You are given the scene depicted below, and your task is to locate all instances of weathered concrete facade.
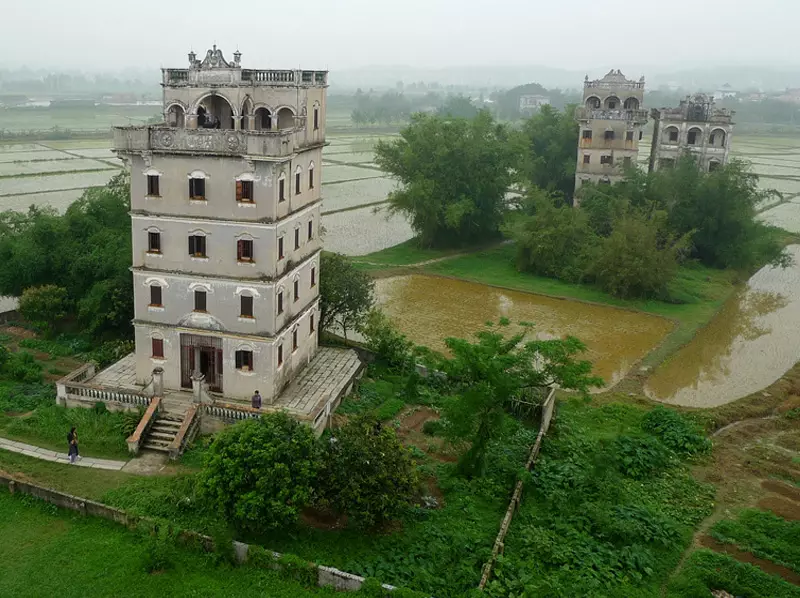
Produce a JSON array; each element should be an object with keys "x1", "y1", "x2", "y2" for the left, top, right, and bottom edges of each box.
[
  {"x1": 574, "y1": 70, "x2": 648, "y2": 200},
  {"x1": 114, "y1": 46, "x2": 327, "y2": 403},
  {"x1": 649, "y1": 95, "x2": 734, "y2": 173}
]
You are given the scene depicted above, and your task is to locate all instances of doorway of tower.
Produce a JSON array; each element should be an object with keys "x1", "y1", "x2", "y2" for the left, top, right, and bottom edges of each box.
[{"x1": 180, "y1": 333, "x2": 223, "y2": 393}]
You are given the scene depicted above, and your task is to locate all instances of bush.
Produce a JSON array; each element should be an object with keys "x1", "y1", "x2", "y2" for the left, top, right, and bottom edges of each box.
[
  {"x1": 18, "y1": 285, "x2": 69, "y2": 336},
  {"x1": 317, "y1": 415, "x2": 419, "y2": 528},
  {"x1": 613, "y1": 435, "x2": 673, "y2": 479},
  {"x1": 375, "y1": 398, "x2": 405, "y2": 421},
  {"x1": 0, "y1": 382, "x2": 52, "y2": 413},
  {"x1": 277, "y1": 553, "x2": 317, "y2": 587},
  {"x1": 362, "y1": 309, "x2": 414, "y2": 370},
  {"x1": 140, "y1": 526, "x2": 179, "y2": 573},
  {"x1": 2, "y1": 351, "x2": 44, "y2": 384},
  {"x1": 642, "y1": 406, "x2": 711, "y2": 457},
  {"x1": 198, "y1": 412, "x2": 320, "y2": 532},
  {"x1": 422, "y1": 419, "x2": 446, "y2": 436}
]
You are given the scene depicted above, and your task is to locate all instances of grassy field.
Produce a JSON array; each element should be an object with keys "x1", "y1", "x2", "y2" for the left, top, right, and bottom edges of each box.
[{"x1": 0, "y1": 490, "x2": 337, "y2": 598}]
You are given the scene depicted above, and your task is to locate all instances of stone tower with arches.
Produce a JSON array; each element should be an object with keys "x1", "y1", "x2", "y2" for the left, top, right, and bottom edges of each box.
[
  {"x1": 648, "y1": 95, "x2": 734, "y2": 173},
  {"x1": 113, "y1": 46, "x2": 329, "y2": 406},
  {"x1": 574, "y1": 70, "x2": 648, "y2": 201}
]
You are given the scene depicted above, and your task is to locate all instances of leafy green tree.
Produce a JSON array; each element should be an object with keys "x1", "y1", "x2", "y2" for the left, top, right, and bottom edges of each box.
[
  {"x1": 437, "y1": 95, "x2": 479, "y2": 119},
  {"x1": 199, "y1": 412, "x2": 319, "y2": 532},
  {"x1": 505, "y1": 189, "x2": 597, "y2": 282},
  {"x1": 375, "y1": 111, "x2": 514, "y2": 247},
  {"x1": 515, "y1": 105, "x2": 579, "y2": 201},
  {"x1": 588, "y1": 210, "x2": 691, "y2": 300},
  {"x1": 361, "y1": 309, "x2": 414, "y2": 370},
  {"x1": 317, "y1": 415, "x2": 419, "y2": 528},
  {"x1": 659, "y1": 157, "x2": 787, "y2": 270},
  {"x1": 319, "y1": 252, "x2": 375, "y2": 340},
  {"x1": 441, "y1": 320, "x2": 602, "y2": 477},
  {"x1": 0, "y1": 171, "x2": 133, "y2": 340},
  {"x1": 18, "y1": 285, "x2": 69, "y2": 336}
]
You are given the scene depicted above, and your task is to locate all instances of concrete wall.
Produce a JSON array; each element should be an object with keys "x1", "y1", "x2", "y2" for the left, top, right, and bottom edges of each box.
[
  {"x1": 134, "y1": 300, "x2": 319, "y2": 401},
  {"x1": 651, "y1": 119, "x2": 733, "y2": 172},
  {"x1": 129, "y1": 149, "x2": 323, "y2": 223},
  {"x1": 131, "y1": 208, "x2": 321, "y2": 280},
  {"x1": 132, "y1": 254, "x2": 319, "y2": 336}
]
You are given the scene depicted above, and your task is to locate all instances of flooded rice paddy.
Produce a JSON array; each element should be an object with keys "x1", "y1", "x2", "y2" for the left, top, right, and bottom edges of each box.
[
  {"x1": 375, "y1": 274, "x2": 674, "y2": 386},
  {"x1": 645, "y1": 244, "x2": 800, "y2": 407}
]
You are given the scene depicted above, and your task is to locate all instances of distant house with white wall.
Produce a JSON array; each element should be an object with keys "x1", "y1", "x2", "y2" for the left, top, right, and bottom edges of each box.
[{"x1": 714, "y1": 84, "x2": 737, "y2": 102}]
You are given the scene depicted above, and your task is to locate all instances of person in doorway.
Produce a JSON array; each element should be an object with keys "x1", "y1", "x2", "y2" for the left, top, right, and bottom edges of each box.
[
  {"x1": 251, "y1": 390, "x2": 262, "y2": 410},
  {"x1": 67, "y1": 426, "x2": 79, "y2": 464}
]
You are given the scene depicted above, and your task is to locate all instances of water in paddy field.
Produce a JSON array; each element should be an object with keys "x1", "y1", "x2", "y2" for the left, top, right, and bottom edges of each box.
[
  {"x1": 373, "y1": 274, "x2": 673, "y2": 387},
  {"x1": 645, "y1": 245, "x2": 800, "y2": 407}
]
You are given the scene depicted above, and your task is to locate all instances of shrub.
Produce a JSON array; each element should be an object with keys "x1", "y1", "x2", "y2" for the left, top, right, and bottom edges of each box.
[
  {"x1": 140, "y1": 526, "x2": 179, "y2": 573},
  {"x1": 18, "y1": 285, "x2": 70, "y2": 336},
  {"x1": 374, "y1": 398, "x2": 405, "y2": 421},
  {"x1": 198, "y1": 412, "x2": 320, "y2": 532},
  {"x1": 317, "y1": 415, "x2": 419, "y2": 528},
  {"x1": 2, "y1": 351, "x2": 44, "y2": 384},
  {"x1": 115, "y1": 408, "x2": 144, "y2": 438},
  {"x1": 613, "y1": 435, "x2": 673, "y2": 479},
  {"x1": 422, "y1": 419, "x2": 446, "y2": 436},
  {"x1": 277, "y1": 553, "x2": 317, "y2": 587},
  {"x1": 362, "y1": 309, "x2": 414, "y2": 370},
  {"x1": 642, "y1": 406, "x2": 711, "y2": 457}
]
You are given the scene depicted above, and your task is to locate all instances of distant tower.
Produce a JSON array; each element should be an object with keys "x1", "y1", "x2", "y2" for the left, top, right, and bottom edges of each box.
[
  {"x1": 574, "y1": 70, "x2": 647, "y2": 201},
  {"x1": 649, "y1": 95, "x2": 734, "y2": 173},
  {"x1": 114, "y1": 46, "x2": 327, "y2": 404}
]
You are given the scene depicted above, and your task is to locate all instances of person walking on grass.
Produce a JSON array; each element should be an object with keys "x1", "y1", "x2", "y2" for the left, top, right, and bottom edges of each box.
[
  {"x1": 67, "y1": 426, "x2": 79, "y2": 464},
  {"x1": 251, "y1": 390, "x2": 262, "y2": 410}
]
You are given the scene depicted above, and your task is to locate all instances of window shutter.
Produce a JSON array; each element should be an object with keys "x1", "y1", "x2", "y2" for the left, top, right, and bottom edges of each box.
[
  {"x1": 235, "y1": 351, "x2": 242, "y2": 369},
  {"x1": 188, "y1": 236, "x2": 195, "y2": 255},
  {"x1": 236, "y1": 180, "x2": 243, "y2": 201},
  {"x1": 237, "y1": 240, "x2": 243, "y2": 260}
]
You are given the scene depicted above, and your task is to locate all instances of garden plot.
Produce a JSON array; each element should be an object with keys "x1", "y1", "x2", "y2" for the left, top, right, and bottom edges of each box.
[
  {"x1": 41, "y1": 139, "x2": 113, "y2": 150},
  {"x1": 64, "y1": 147, "x2": 117, "y2": 159},
  {"x1": 0, "y1": 158, "x2": 115, "y2": 177},
  {"x1": 322, "y1": 164, "x2": 384, "y2": 184},
  {"x1": 321, "y1": 204, "x2": 413, "y2": 255},
  {"x1": 0, "y1": 170, "x2": 118, "y2": 197},
  {"x1": 0, "y1": 189, "x2": 86, "y2": 213},
  {"x1": 0, "y1": 150, "x2": 75, "y2": 163},
  {"x1": 322, "y1": 177, "x2": 396, "y2": 213}
]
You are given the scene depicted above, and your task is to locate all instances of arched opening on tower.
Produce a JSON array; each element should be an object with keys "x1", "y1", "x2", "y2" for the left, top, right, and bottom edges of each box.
[
  {"x1": 167, "y1": 105, "x2": 186, "y2": 128},
  {"x1": 623, "y1": 97, "x2": 640, "y2": 110},
  {"x1": 277, "y1": 107, "x2": 295, "y2": 130},
  {"x1": 663, "y1": 126, "x2": 680, "y2": 144},
  {"x1": 687, "y1": 126, "x2": 703, "y2": 146},
  {"x1": 241, "y1": 98, "x2": 253, "y2": 130},
  {"x1": 708, "y1": 159, "x2": 722, "y2": 172},
  {"x1": 254, "y1": 108, "x2": 272, "y2": 130},
  {"x1": 197, "y1": 95, "x2": 235, "y2": 129},
  {"x1": 709, "y1": 128, "x2": 727, "y2": 147},
  {"x1": 604, "y1": 96, "x2": 620, "y2": 110},
  {"x1": 585, "y1": 96, "x2": 601, "y2": 110}
]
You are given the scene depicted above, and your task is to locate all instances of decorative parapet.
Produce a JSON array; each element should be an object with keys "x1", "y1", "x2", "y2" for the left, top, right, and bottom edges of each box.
[
  {"x1": 126, "y1": 397, "x2": 162, "y2": 455},
  {"x1": 163, "y1": 68, "x2": 327, "y2": 87},
  {"x1": 57, "y1": 363, "x2": 151, "y2": 409},
  {"x1": 113, "y1": 126, "x2": 296, "y2": 158}
]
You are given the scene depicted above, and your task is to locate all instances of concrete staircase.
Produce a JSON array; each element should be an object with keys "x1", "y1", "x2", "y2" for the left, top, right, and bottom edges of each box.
[{"x1": 141, "y1": 413, "x2": 184, "y2": 452}]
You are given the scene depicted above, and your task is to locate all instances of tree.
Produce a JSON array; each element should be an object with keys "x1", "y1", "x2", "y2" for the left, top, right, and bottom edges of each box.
[
  {"x1": 437, "y1": 95, "x2": 479, "y2": 119},
  {"x1": 317, "y1": 415, "x2": 419, "y2": 528},
  {"x1": 319, "y1": 252, "x2": 375, "y2": 340},
  {"x1": 199, "y1": 413, "x2": 319, "y2": 532},
  {"x1": 360, "y1": 309, "x2": 414, "y2": 370},
  {"x1": 18, "y1": 285, "x2": 69, "y2": 336},
  {"x1": 375, "y1": 111, "x2": 514, "y2": 247},
  {"x1": 441, "y1": 321, "x2": 602, "y2": 477},
  {"x1": 505, "y1": 190, "x2": 597, "y2": 283},
  {"x1": 0, "y1": 171, "x2": 133, "y2": 340},
  {"x1": 515, "y1": 105, "x2": 579, "y2": 202},
  {"x1": 588, "y1": 210, "x2": 691, "y2": 300}
]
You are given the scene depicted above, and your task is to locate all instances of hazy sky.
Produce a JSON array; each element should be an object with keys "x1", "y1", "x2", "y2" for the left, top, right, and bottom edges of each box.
[{"x1": 2, "y1": 0, "x2": 795, "y2": 72}]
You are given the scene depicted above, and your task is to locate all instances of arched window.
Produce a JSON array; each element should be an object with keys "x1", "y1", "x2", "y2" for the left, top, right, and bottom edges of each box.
[
  {"x1": 308, "y1": 162, "x2": 315, "y2": 189},
  {"x1": 663, "y1": 126, "x2": 680, "y2": 144},
  {"x1": 585, "y1": 96, "x2": 601, "y2": 110},
  {"x1": 277, "y1": 107, "x2": 295, "y2": 130},
  {"x1": 687, "y1": 127, "x2": 703, "y2": 145},
  {"x1": 294, "y1": 165, "x2": 303, "y2": 195},
  {"x1": 313, "y1": 103, "x2": 320, "y2": 130},
  {"x1": 166, "y1": 104, "x2": 186, "y2": 128},
  {"x1": 254, "y1": 107, "x2": 272, "y2": 130},
  {"x1": 604, "y1": 96, "x2": 620, "y2": 110},
  {"x1": 623, "y1": 97, "x2": 640, "y2": 110},
  {"x1": 278, "y1": 172, "x2": 286, "y2": 202}
]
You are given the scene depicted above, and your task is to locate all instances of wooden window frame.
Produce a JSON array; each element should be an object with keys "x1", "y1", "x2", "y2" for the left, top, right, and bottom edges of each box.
[
  {"x1": 194, "y1": 289, "x2": 207, "y2": 312},
  {"x1": 236, "y1": 180, "x2": 254, "y2": 203},
  {"x1": 278, "y1": 237, "x2": 285, "y2": 260},
  {"x1": 309, "y1": 167, "x2": 314, "y2": 189},
  {"x1": 294, "y1": 228, "x2": 300, "y2": 250},
  {"x1": 310, "y1": 267, "x2": 316, "y2": 288},
  {"x1": 235, "y1": 350, "x2": 254, "y2": 371},
  {"x1": 147, "y1": 231, "x2": 161, "y2": 254},
  {"x1": 293, "y1": 279, "x2": 299, "y2": 303},
  {"x1": 189, "y1": 177, "x2": 206, "y2": 201},
  {"x1": 151, "y1": 338, "x2": 164, "y2": 359},
  {"x1": 295, "y1": 171, "x2": 301, "y2": 195},
  {"x1": 146, "y1": 174, "x2": 160, "y2": 197},
  {"x1": 279, "y1": 178, "x2": 286, "y2": 202},
  {"x1": 313, "y1": 107, "x2": 319, "y2": 131},
  {"x1": 188, "y1": 235, "x2": 207, "y2": 258},
  {"x1": 277, "y1": 291, "x2": 284, "y2": 315},
  {"x1": 307, "y1": 220, "x2": 313, "y2": 241},
  {"x1": 237, "y1": 239, "x2": 254, "y2": 263}
]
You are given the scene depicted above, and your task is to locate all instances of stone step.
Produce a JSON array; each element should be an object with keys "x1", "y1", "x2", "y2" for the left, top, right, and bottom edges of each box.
[
  {"x1": 153, "y1": 419, "x2": 182, "y2": 429},
  {"x1": 142, "y1": 442, "x2": 170, "y2": 453},
  {"x1": 158, "y1": 414, "x2": 185, "y2": 423},
  {"x1": 148, "y1": 431, "x2": 177, "y2": 442}
]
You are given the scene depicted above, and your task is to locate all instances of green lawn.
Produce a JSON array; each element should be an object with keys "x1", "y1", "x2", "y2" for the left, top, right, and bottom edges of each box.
[
  {"x1": 0, "y1": 490, "x2": 336, "y2": 598},
  {"x1": 351, "y1": 237, "x2": 466, "y2": 267},
  {"x1": 420, "y1": 244, "x2": 736, "y2": 367}
]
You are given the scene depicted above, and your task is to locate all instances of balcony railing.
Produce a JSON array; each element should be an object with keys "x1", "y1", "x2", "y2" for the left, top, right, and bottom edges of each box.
[
  {"x1": 577, "y1": 108, "x2": 649, "y2": 122},
  {"x1": 164, "y1": 68, "x2": 327, "y2": 87},
  {"x1": 113, "y1": 126, "x2": 295, "y2": 157},
  {"x1": 585, "y1": 81, "x2": 644, "y2": 89}
]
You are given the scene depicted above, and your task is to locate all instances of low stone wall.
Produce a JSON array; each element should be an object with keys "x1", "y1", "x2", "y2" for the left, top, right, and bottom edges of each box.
[{"x1": 0, "y1": 473, "x2": 408, "y2": 594}]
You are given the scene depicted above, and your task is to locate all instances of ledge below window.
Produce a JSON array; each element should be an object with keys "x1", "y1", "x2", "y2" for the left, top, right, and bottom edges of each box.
[
  {"x1": 189, "y1": 198, "x2": 208, "y2": 205},
  {"x1": 237, "y1": 201, "x2": 256, "y2": 208},
  {"x1": 236, "y1": 369, "x2": 256, "y2": 376},
  {"x1": 190, "y1": 256, "x2": 210, "y2": 262},
  {"x1": 145, "y1": 195, "x2": 162, "y2": 200},
  {"x1": 146, "y1": 252, "x2": 163, "y2": 258},
  {"x1": 238, "y1": 316, "x2": 256, "y2": 323},
  {"x1": 147, "y1": 305, "x2": 165, "y2": 312}
]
